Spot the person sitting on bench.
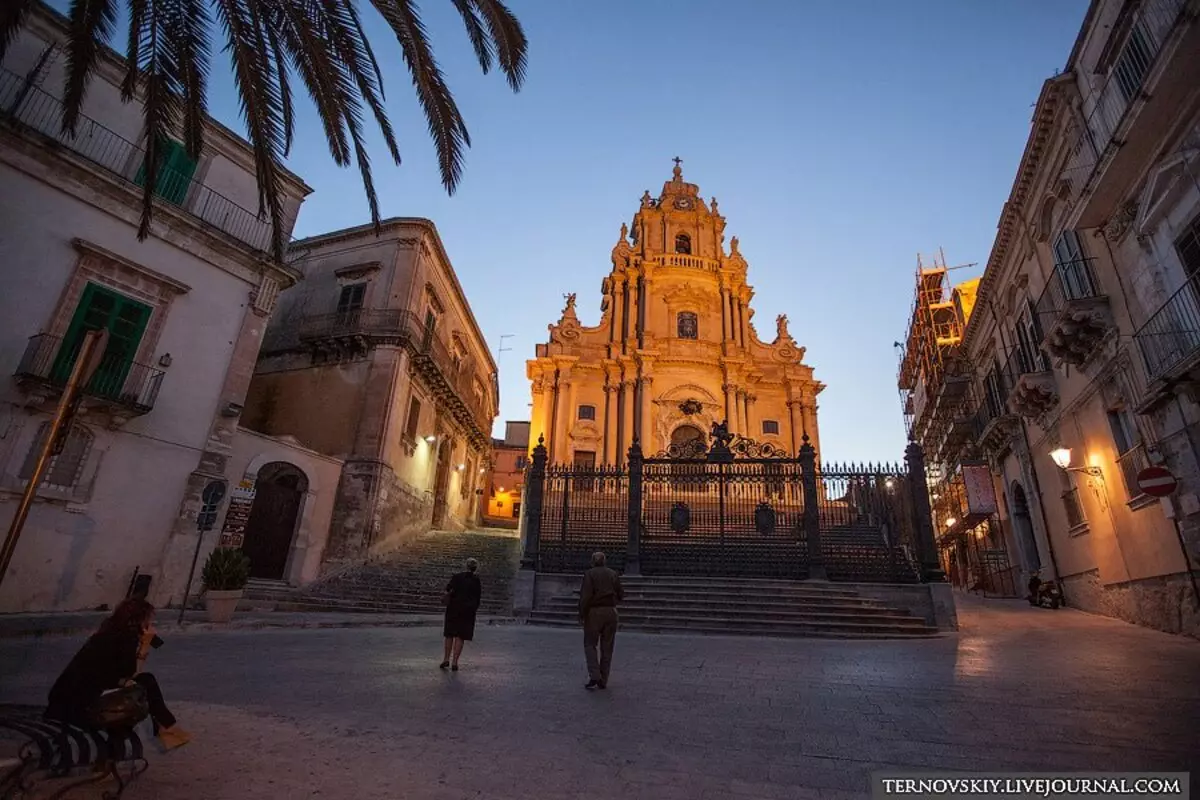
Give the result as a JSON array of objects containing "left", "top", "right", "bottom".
[{"left": 45, "top": 598, "right": 191, "bottom": 750}]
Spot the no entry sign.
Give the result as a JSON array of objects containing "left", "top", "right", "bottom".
[{"left": 1136, "top": 466, "right": 1178, "bottom": 497}]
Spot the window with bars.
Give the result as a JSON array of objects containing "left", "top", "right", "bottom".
[
  {"left": 1015, "top": 301, "right": 1047, "bottom": 374},
  {"left": 577, "top": 405, "right": 596, "bottom": 421},
  {"left": 762, "top": 420, "right": 780, "bottom": 435},
  {"left": 1113, "top": 22, "right": 1153, "bottom": 105},
  {"left": 19, "top": 423, "right": 93, "bottom": 491},
  {"left": 677, "top": 312, "right": 698, "bottom": 340},
  {"left": 1058, "top": 468, "right": 1086, "bottom": 530},
  {"left": 1107, "top": 406, "right": 1148, "bottom": 499}
]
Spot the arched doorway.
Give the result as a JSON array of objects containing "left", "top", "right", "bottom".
[
  {"left": 1010, "top": 481, "right": 1041, "bottom": 573},
  {"left": 241, "top": 462, "right": 309, "bottom": 580},
  {"left": 432, "top": 439, "right": 453, "bottom": 528},
  {"left": 670, "top": 424, "right": 706, "bottom": 489}
]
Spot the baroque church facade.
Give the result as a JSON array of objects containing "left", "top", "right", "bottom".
[{"left": 528, "top": 161, "right": 824, "bottom": 466}]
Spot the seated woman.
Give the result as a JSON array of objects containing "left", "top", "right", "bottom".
[{"left": 45, "top": 597, "right": 191, "bottom": 750}]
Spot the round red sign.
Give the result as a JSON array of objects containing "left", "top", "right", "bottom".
[{"left": 1136, "top": 466, "right": 1178, "bottom": 498}]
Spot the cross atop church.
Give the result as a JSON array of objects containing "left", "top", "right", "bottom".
[{"left": 672, "top": 156, "right": 682, "bottom": 168}]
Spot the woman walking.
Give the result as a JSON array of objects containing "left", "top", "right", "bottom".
[
  {"left": 45, "top": 598, "right": 191, "bottom": 750},
  {"left": 440, "top": 558, "right": 482, "bottom": 671}
]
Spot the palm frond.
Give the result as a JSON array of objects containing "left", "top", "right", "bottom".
[
  {"left": 0, "top": 0, "right": 36, "bottom": 62},
  {"left": 120, "top": 0, "right": 146, "bottom": 100},
  {"left": 135, "top": 0, "right": 186, "bottom": 242},
  {"left": 450, "top": 0, "right": 492, "bottom": 76},
  {"left": 272, "top": 0, "right": 351, "bottom": 166},
  {"left": 370, "top": 0, "right": 470, "bottom": 193},
  {"left": 264, "top": 18, "right": 294, "bottom": 155},
  {"left": 468, "top": 0, "right": 527, "bottom": 91},
  {"left": 62, "top": 0, "right": 119, "bottom": 135},
  {"left": 173, "top": 0, "right": 211, "bottom": 159}
]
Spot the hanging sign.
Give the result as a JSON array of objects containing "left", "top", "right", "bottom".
[{"left": 961, "top": 463, "right": 998, "bottom": 516}]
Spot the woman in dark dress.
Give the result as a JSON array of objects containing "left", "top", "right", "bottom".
[
  {"left": 440, "top": 558, "right": 482, "bottom": 671},
  {"left": 45, "top": 598, "right": 191, "bottom": 750}
]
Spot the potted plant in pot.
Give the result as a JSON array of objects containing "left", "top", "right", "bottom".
[{"left": 201, "top": 547, "right": 251, "bottom": 623}]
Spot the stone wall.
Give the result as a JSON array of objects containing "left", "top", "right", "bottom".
[
  {"left": 1061, "top": 568, "right": 1200, "bottom": 639},
  {"left": 324, "top": 458, "right": 435, "bottom": 565}
]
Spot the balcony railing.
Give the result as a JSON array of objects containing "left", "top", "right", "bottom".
[
  {"left": 648, "top": 253, "right": 721, "bottom": 272},
  {"left": 1035, "top": 257, "right": 1104, "bottom": 316},
  {"left": 14, "top": 333, "right": 165, "bottom": 415},
  {"left": 1061, "top": 0, "right": 1188, "bottom": 197},
  {"left": 0, "top": 68, "right": 276, "bottom": 254},
  {"left": 286, "top": 308, "right": 494, "bottom": 437},
  {"left": 1116, "top": 442, "right": 1152, "bottom": 501},
  {"left": 1134, "top": 272, "right": 1200, "bottom": 384}
]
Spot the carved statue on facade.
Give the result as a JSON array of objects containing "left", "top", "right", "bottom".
[
  {"left": 563, "top": 293, "right": 577, "bottom": 314},
  {"left": 776, "top": 314, "right": 790, "bottom": 341},
  {"left": 730, "top": 236, "right": 739, "bottom": 254},
  {"left": 710, "top": 196, "right": 718, "bottom": 215},
  {"left": 641, "top": 190, "right": 653, "bottom": 208}
]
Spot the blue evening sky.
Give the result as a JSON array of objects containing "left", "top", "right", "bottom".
[{"left": 60, "top": 0, "right": 1089, "bottom": 462}]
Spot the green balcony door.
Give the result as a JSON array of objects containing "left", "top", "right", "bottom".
[
  {"left": 52, "top": 283, "right": 152, "bottom": 399},
  {"left": 134, "top": 138, "right": 198, "bottom": 206}
]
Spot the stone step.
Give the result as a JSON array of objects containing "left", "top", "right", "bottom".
[
  {"left": 526, "top": 613, "right": 938, "bottom": 638},
  {"left": 538, "top": 595, "right": 907, "bottom": 615},
  {"left": 533, "top": 603, "right": 923, "bottom": 626}
]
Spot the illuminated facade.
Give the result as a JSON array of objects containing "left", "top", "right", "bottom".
[{"left": 527, "top": 161, "right": 823, "bottom": 465}]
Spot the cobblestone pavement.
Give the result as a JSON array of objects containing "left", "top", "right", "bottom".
[{"left": 1, "top": 597, "right": 1198, "bottom": 799}]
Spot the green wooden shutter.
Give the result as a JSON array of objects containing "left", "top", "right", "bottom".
[
  {"left": 134, "top": 138, "right": 197, "bottom": 206},
  {"left": 51, "top": 283, "right": 152, "bottom": 397}
]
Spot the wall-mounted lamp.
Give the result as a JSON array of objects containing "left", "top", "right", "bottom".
[
  {"left": 498, "top": 486, "right": 505, "bottom": 493},
  {"left": 884, "top": 478, "right": 895, "bottom": 489},
  {"left": 1050, "top": 447, "right": 1103, "bottom": 477},
  {"left": 944, "top": 517, "right": 957, "bottom": 528},
  {"left": 158, "top": 353, "right": 173, "bottom": 368},
  {"left": 425, "top": 435, "right": 437, "bottom": 444}
]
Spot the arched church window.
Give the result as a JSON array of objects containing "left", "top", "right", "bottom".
[
  {"left": 674, "top": 233, "right": 692, "bottom": 255},
  {"left": 677, "top": 312, "right": 698, "bottom": 340}
]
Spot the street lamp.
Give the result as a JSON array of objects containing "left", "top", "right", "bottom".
[{"left": 1050, "top": 447, "right": 1103, "bottom": 477}]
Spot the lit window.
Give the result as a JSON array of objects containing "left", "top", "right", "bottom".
[
  {"left": 762, "top": 420, "right": 780, "bottom": 435},
  {"left": 578, "top": 405, "right": 596, "bottom": 421}
]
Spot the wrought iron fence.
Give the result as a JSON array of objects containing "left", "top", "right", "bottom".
[
  {"left": 1060, "top": 0, "right": 1188, "bottom": 195},
  {"left": 1134, "top": 272, "right": 1200, "bottom": 383},
  {"left": 14, "top": 333, "right": 165, "bottom": 414},
  {"left": 0, "top": 67, "right": 275, "bottom": 254},
  {"left": 1116, "top": 443, "right": 1152, "bottom": 501},
  {"left": 521, "top": 429, "right": 942, "bottom": 583}
]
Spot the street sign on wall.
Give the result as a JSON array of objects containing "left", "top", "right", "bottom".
[{"left": 1136, "top": 466, "right": 1178, "bottom": 498}]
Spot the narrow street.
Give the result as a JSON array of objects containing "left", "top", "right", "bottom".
[{"left": 2, "top": 598, "right": 1197, "bottom": 799}]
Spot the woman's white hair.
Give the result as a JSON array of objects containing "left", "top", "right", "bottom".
[
  {"left": 591, "top": 552, "right": 606, "bottom": 567},
  {"left": 466, "top": 558, "right": 479, "bottom": 572}
]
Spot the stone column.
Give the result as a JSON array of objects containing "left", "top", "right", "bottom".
[
  {"left": 801, "top": 401, "right": 820, "bottom": 460},
  {"left": 734, "top": 389, "right": 746, "bottom": 436},
  {"left": 556, "top": 379, "right": 577, "bottom": 464},
  {"left": 611, "top": 278, "right": 625, "bottom": 346},
  {"left": 603, "top": 382, "right": 617, "bottom": 466},
  {"left": 720, "top": 286, "right": 730, "bottom": 342},
  {"left": 738, "top": 298, "right": 749, "bottom": 348},
  {"left": 788, "top": 400, "right": 801, "bottom": 455},
  {"left": 639, "top": 376, "right": 654, "bottom": 450},
  {"left": 529, "top": 377, "right": 548, "bottom": 454},
  {"left": 745, "top": 394, "right": 756, "bottom": 439},
  {"left": 724, "top": 383, "right": 737, "bottom": 432}
]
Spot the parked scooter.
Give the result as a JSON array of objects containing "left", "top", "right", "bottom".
[{"left": 1027, "top": 572, "right": 1063, "bottom": 609}]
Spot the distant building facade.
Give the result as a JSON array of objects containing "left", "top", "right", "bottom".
[
  {"left": 911, "top": 0, "right": 1200, "bottom": 637},
  {"left": 487, "top": 421, "right": 530, "bottom": 523},
  {"left": 244, "top": 219, "right": 498, "bottom": 564},
  {"left": 0, "top": 4, "right": 312, "bottom": 611},
  {"left": 527, "top": 162, "right": 823, "bottom": 465}
]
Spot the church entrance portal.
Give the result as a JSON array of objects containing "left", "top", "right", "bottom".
[{"left": 242, "top": 462, "right": 308, "bottom": 580}]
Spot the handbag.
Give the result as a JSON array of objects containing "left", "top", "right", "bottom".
[{"left": 84, "top": 684, "right": 150, "bottom": 729}]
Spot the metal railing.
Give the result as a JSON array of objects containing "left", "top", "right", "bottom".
[
  {"left": 1061, "top": 0, "right": 1188, "bottom": 196},
  {"left": 0, "top": 68, "right": 275, "bottom": 254},
  {"left": 14, "top": 333, "right": 165, "bottom": 414},
  {"left": 285, "top": 308, "right": 494, "bottom": 436},
  {"left": 1036, "top": 257, "right": 1104, "bottom": 318},
  {"left": 1002, "top": 342, "right": 1048, "bottom": 385},
  {"left": 1116, "top": 442, "right": 1152, "bottom": 500},
  {"left": 1134, "top": 271, "right": 1200, "bottom": 383}
]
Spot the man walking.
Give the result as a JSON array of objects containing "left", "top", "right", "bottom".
[{"left": 579, "top": 551, "right": 623, "bottom": 690}]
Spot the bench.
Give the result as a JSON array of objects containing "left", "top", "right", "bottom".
[{"left": 0, "top": 704, "right": 148, "bottom": 799}]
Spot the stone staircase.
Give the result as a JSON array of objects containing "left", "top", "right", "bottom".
[
  {"left": 526, "top": 576, "right": 939, "bottom": 639},
  {"left": 242, "top": 529, "right": 523, "bottom": 615}
]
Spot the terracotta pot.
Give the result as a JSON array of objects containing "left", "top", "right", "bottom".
[{"left": 204, "top": 589, "right": 243, "bottom": 623}]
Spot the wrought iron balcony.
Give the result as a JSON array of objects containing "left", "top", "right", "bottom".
[
  {"left": 1002, "top": 344, "right": 1058, "bottom": 420},
  {"left": 1035, "top": 257, "right": 1115, "bottom": 366},
  {"left": 13, "top": 333, "right": 165, "bottom": 416},
  {"left": 1134, "top": 272, "right": 1200, "bottom": 386},
  {"left": 282, "top": 308, "right": 495, "bottom": 443},
  {"left": 1060, "top": 0, "right": 1188, "bottom": 200},
  {"left": 0, "top": 68, "right": 277, "bottom": 254}
]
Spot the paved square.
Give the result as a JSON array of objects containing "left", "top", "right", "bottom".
[{"left": 2, "top": 597, "right": 1198, "bottom": 799}]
